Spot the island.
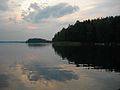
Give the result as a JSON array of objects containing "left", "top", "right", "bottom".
[{"left": 26, "top": 38, "right": 51, "bottom": 43}]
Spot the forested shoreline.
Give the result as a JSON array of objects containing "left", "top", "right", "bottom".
[{"left": 52, "top": 16, "right": 120, "bottom": 45}]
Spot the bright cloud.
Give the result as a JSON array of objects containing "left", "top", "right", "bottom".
[{"left": 23, "top": 3, "right": 79, "bottom": 23}]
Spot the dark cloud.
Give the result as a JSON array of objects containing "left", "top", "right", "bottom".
[
  {"left": 23, "top": 3, "right": 79, "bottom": 23},
  {"left": 29, "top": 3, "right": 40, "bottom": 10},
  {"left": 0, "top": 0, "right": 9, "bottom": 11}
]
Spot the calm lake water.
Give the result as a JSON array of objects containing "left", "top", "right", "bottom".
[{"left": 0, "top": 43, "right": 120, "bottom": 90}]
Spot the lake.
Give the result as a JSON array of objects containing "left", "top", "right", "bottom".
[{"left": 0, "top": 43, "right": 120, "bottom": 90}]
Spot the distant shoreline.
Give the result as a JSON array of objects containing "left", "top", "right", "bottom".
[
  {"left": 0, "top": 41, "right": 26, "bottom": 43},
  {"left": 1, "top": 41, "right": 120, "bottom": 47}
]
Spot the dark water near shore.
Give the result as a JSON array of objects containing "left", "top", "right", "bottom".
[{"left": 0, "top": 43, "right": 120, "bottom": 90}]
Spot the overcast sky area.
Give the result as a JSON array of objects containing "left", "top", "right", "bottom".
[{"left": 0, "top": 0, "right": 120, "bottom": 41}]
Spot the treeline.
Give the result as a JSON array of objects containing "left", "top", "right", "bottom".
[{"left": 52, "top": 16, "right": 120, "bottom": 44}]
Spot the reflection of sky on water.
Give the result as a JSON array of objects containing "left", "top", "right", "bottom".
[
  {"left": 8, "top": 63, "right": 80, "bottom": 90},
  {"left": 10, "top": 63, "right": 120, "bottom": 90},
  {"left": 0, "top": 43, "right": 120, "bottom": 90},
  {"left": 24, "top": 62, "right": 79, "bottom": 82},
  {"left": 0, "top": 74, "right": 9, "bottom": 88}
]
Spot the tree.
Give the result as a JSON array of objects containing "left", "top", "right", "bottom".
[{"left": 52, "top": 15, "right": 120, "bottom": 44}]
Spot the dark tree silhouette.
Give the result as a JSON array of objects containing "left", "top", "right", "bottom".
[
  {"left": 52, "top": 16, "right": 120, "bottom": 45},
  {"left": 26, "top": 38, "right": 51, "bottom": 43}
]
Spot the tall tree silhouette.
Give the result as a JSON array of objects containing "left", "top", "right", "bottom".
[{"left": 52, "top": 16, "right": 120, "bottom": 44}]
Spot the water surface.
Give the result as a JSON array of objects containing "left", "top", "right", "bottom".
[{"left": 0, "top": 43, "right": 120, "bottom": 90}]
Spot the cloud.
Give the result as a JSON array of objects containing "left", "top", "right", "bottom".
[
  {"left": 29, "top": 3, "right": 40, "bottom": 10},
  {"left": 23, "top": 3, "right": 79, "bottom": 23},
  {"left": 0, "top": 0, "right": 9, "bottom": 11}
]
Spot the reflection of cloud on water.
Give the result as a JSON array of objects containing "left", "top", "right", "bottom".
[
  {"left": 25, "top": 62, "right": 79, "bottom": 82},
  {"left": 9, "top": 62, "right": 79, "bottom": 82},
  {"left": 9, "top": 63, "right": 79, "bottom": 90}
]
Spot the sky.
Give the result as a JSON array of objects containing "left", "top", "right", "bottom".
[{"left": 0, "top": 0, "right": 120, "bottom": 41}]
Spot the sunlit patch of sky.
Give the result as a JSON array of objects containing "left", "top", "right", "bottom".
[{"left": 0, "top": 0, "right": 120, "bottom": 40}]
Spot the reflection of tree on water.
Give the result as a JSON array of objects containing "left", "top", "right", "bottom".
[
  {"left": 27, "top": 43, "right": 49, "bottom": 47},
  {"left": 52, "top": 45, "right": 120, "bottom": 72}
]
